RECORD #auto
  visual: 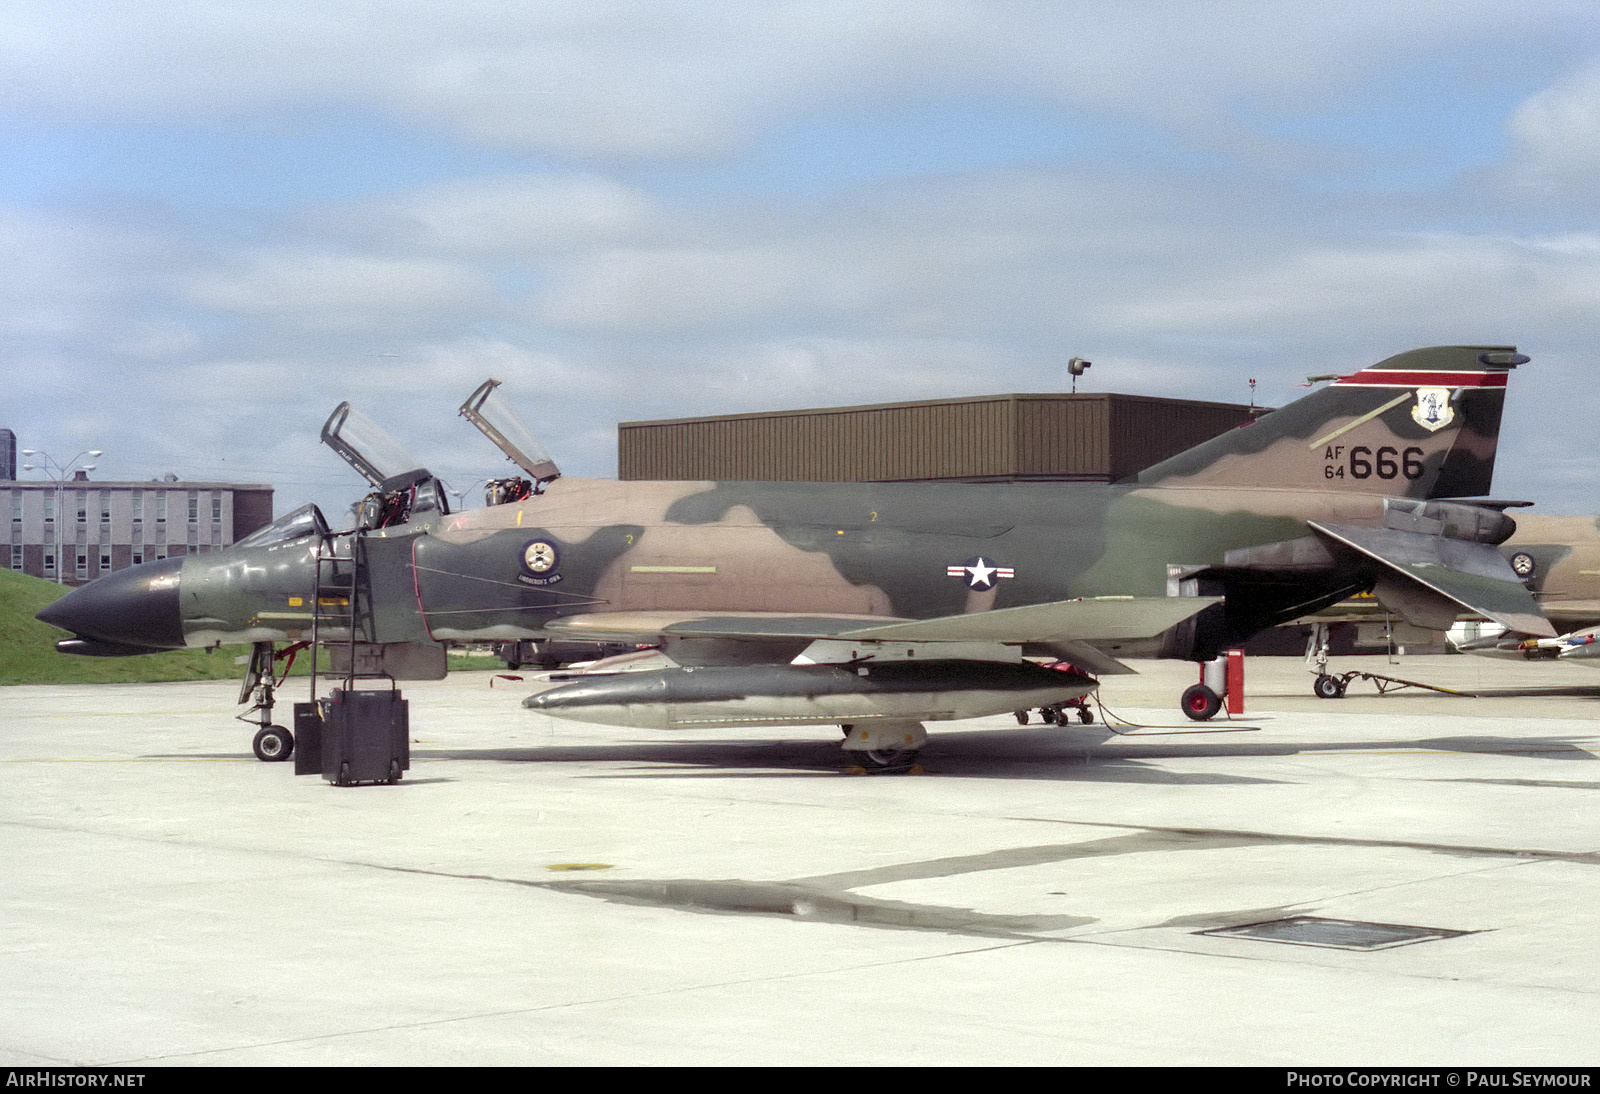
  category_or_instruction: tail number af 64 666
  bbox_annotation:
[1324,445,1425,481]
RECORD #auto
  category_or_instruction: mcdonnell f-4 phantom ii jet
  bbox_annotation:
[37,345,1553,771]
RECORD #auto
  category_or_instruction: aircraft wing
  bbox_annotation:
[543,596,1221,675]
[1309,521,1555,638]
[543,610,899,642]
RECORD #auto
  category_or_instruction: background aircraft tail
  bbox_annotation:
[1136,345,1527,498]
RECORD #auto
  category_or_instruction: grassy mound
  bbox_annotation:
[1,568,501,686]
[0,568,261,685]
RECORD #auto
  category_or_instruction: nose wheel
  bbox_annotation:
[252,725,294,762]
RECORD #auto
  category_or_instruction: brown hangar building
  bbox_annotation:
[619,392,1265,484]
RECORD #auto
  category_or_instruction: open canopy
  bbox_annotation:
[459,379,560,484]
[321,402,431,491]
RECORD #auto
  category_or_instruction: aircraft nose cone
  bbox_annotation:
[35,556,186,651]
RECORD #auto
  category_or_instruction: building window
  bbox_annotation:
[99,494,111,522]
[131,550,143,566]
[75,552,87,579]
[9,545,20,571]
[9,493,20,521]
[99,551,111,573]
[187,492,198,522]
[75,491,87,524]
[211,523,222,546]
[211,495,222,522]
[43,494,55,523]
[131,492,143,523]
[43,552,55,576]
[156,493,166,523]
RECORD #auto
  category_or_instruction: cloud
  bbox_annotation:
[1505,61,1600,199]
[323,174,658,256]
[7,2,1592,161]
[0,207,180,343]
[1104,232,1600,345]
[186,248,496,331]
[8,3,1600,516]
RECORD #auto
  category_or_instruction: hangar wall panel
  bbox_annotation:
[620,393,1262,483]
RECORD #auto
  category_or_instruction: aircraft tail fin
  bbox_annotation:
[1136,346,1527,498]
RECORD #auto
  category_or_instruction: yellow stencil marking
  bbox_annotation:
[1309,392,1412,449]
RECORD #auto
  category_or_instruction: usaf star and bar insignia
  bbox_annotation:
[947,556,1015,590]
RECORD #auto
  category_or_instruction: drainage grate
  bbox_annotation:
[1198,915,1475,951]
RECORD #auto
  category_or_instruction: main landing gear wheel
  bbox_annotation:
[1180,683,1222,722]
[855,749,921,773]
[842,721,926,773]
[1314,674,1347,699]
[252,725,294,762]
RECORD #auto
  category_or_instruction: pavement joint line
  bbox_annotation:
[1003,818,1600,864]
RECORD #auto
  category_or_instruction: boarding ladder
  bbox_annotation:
[308,529,369,701]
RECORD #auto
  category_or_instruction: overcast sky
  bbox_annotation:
[6,1,1600,517]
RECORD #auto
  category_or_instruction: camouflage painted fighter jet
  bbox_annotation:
[36,345,1552,770]
[1500,513,1600,634]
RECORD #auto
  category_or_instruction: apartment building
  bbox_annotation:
[2,476,273,584]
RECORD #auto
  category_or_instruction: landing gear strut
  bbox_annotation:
[237,641,310,761]
[1306,622,1346,700]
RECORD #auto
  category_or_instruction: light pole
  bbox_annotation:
[21,448,102,584]
[444,478,485,513]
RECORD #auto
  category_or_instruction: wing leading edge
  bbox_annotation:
[546,596,1221,644]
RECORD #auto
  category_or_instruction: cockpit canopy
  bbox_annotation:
[459,379,560,487]
[321,402,432,493]
[233,503,331,549]
[321,402,449,529]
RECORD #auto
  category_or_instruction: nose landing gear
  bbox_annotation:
[237,641,311,761]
